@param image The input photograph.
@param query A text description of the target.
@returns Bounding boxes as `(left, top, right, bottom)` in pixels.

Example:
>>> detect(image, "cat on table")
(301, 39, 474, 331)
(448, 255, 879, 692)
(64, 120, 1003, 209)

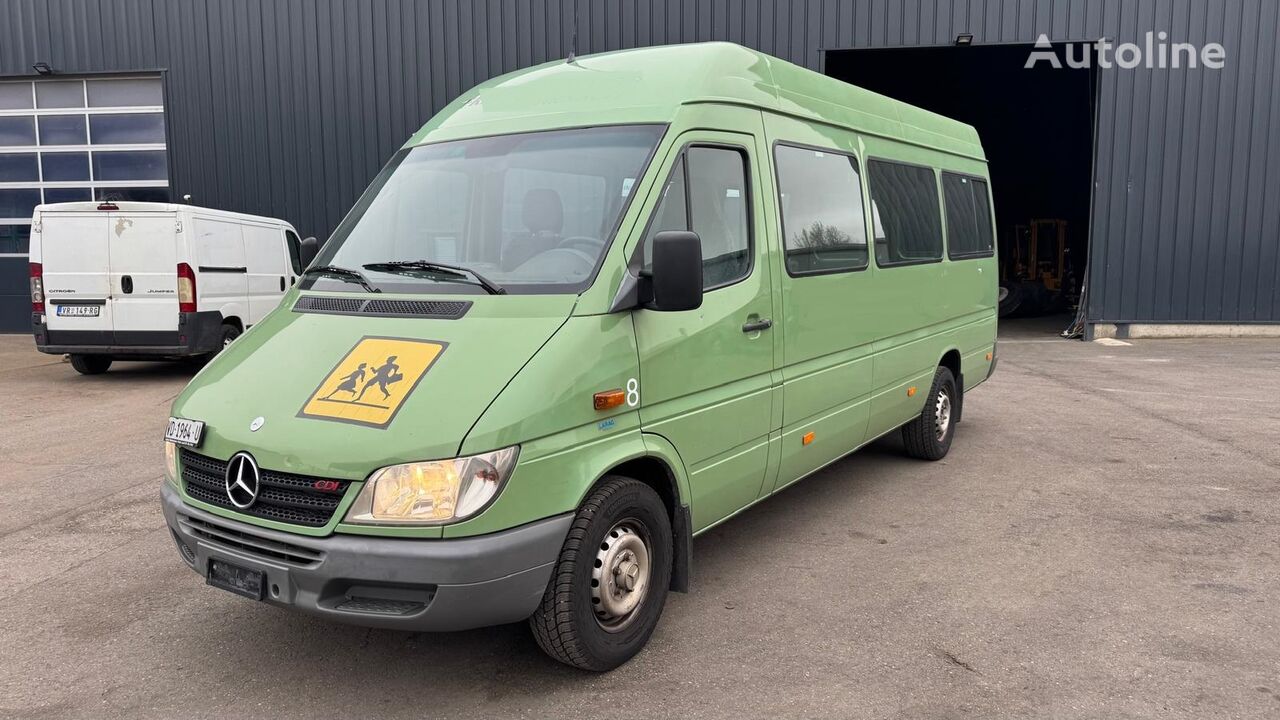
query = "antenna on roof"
(566, 0, 579, 63)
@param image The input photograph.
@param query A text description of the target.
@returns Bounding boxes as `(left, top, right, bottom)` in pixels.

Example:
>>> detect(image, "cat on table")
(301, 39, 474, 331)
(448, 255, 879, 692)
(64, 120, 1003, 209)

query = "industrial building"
(1, 0, 1276, 336)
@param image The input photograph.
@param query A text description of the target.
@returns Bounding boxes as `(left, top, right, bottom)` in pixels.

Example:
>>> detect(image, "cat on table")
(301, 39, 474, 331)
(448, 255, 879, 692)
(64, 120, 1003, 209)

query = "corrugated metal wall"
(1, 0, 1276, 326)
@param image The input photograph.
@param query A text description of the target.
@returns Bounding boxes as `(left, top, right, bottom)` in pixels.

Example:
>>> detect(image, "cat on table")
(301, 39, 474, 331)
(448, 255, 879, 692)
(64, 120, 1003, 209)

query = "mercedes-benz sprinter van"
(30, 201, 306, 374)
(161, 43, 998, 671)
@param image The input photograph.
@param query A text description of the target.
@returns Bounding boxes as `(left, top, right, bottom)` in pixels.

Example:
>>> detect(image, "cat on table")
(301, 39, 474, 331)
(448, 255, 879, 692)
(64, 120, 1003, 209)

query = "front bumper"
(33, 310, 224, 357)
(161, 483, 570, 631)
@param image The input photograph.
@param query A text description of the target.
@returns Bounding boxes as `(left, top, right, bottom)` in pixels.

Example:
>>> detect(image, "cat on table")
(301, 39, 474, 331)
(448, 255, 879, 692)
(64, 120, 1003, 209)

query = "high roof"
(407, 42, 983, 161)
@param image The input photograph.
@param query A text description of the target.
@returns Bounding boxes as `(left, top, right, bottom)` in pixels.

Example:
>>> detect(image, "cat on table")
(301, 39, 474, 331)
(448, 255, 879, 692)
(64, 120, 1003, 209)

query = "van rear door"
(108, 211, 178, 343)
(41, 211, 115, 339)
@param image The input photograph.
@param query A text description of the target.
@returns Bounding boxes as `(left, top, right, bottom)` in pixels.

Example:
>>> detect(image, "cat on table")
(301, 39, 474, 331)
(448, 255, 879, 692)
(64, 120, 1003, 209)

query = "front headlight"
(343, 446, 519, 525)
(164, 441, 179, 486)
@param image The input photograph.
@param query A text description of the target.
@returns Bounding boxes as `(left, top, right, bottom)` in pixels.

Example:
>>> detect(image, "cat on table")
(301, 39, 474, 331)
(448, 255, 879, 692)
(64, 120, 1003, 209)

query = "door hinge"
(31, 220, 42, 233)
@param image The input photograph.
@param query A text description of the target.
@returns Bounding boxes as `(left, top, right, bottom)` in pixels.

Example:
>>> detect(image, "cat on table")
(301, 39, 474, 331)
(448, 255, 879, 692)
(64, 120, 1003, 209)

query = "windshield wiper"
(363, 260, 507, 295)
(301, 264, 381, 293)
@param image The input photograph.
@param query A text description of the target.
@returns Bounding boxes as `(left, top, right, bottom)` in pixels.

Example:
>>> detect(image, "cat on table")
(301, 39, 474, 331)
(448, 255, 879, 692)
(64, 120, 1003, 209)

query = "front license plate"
(56, 305, 99, 317)
(165, 416, 204, 447)
(207, 559, 265, 600)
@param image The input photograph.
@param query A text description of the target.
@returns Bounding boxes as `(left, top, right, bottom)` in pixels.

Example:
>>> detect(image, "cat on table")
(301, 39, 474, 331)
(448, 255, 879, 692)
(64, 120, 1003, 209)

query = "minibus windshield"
(306, 124, 665, 295)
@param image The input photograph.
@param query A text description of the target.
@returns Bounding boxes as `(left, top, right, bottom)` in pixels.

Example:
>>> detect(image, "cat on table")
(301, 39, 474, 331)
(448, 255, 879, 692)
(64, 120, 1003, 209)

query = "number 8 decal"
(626, 377, 640, 407)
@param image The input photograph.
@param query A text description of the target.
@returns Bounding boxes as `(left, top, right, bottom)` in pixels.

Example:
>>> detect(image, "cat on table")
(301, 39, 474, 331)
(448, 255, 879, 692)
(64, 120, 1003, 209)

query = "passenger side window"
(774, 144, 867, 275)
(642, 146, 751, 289)
(285, 230, 303, 274)
(374, 167, 470, 263)
(866, 159, 943, 266)
(941, 173, 994, 258)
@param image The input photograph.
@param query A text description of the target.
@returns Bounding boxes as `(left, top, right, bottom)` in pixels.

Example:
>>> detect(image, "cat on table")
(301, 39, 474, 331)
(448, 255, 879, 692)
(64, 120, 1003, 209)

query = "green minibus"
(161, 42, 998, 670)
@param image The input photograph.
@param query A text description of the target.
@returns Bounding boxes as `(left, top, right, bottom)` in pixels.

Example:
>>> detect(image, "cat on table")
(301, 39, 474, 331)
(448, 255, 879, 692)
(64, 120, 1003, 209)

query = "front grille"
(180, 449, 352, 528)
(177, 513, 324, 566)
(293, 295, 471, 319)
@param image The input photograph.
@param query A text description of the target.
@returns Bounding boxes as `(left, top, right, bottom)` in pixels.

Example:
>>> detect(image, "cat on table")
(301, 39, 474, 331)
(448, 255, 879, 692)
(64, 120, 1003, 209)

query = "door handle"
(121, 275, 133, 294)
(279, 276, 286, 291)
(742, 318, 773, 333)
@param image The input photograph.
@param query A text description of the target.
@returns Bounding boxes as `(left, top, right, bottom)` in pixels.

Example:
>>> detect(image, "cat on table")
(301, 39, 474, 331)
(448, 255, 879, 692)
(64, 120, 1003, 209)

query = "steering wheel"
(557, 236, 606, 254)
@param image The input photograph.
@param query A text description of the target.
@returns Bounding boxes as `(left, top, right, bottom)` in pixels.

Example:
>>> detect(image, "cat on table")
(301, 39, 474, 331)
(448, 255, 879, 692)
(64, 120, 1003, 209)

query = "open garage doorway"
(826, 43, 1096, 334)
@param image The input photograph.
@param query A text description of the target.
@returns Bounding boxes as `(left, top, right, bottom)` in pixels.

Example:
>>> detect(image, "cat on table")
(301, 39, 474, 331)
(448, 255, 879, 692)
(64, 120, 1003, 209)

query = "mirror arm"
(608, 270, 642, 313)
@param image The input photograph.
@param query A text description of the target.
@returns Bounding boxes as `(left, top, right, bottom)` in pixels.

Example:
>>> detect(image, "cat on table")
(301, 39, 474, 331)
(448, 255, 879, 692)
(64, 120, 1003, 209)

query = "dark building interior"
(827, 44, 1096, 318)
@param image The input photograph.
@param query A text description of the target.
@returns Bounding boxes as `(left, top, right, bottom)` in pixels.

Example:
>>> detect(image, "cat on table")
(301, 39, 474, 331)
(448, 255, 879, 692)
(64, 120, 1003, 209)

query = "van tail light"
(29, 262, 44, 313)
(177, 262, 196, 313)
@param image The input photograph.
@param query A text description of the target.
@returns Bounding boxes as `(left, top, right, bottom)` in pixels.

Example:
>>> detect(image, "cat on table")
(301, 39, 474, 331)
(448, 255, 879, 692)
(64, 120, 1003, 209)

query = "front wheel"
(529, 477, 672, 671)
(901, 366, 957, 461)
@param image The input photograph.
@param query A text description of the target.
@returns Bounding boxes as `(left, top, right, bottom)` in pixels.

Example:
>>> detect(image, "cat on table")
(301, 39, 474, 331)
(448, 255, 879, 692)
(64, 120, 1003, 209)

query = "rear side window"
(866, 160, 943, 266)
(642, 146, 751, 290)
(942, 173, 994, 258)
(774, 144, 867, 275)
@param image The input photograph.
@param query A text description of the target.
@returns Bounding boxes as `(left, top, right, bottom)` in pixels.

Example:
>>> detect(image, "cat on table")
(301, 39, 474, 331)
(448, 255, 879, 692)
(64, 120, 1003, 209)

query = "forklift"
(998, 218, 1078, 317)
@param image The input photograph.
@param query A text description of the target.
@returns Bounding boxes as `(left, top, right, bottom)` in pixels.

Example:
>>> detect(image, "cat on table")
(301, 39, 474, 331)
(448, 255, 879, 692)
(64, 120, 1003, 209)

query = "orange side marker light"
(593, 389, 627, 411)
(907, 386, 917, 397)
(802, 431, 815, 446)
(986, 352, 993, 361)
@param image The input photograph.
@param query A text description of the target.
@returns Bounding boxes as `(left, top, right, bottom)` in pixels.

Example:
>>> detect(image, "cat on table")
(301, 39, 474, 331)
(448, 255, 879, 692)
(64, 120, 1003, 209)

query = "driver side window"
(641, 146, 751, 290)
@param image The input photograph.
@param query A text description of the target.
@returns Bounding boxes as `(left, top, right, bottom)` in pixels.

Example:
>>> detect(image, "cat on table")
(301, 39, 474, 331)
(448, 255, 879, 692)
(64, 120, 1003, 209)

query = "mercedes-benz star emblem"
(224, 452, 261, 509)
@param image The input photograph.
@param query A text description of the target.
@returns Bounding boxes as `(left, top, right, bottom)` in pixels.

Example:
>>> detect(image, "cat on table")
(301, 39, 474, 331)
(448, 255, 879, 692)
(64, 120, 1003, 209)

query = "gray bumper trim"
(161, 483, 571, 632)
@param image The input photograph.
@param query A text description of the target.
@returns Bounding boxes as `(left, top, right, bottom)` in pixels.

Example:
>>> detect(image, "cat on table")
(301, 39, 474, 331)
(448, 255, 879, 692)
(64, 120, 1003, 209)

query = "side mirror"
(648, 231, 703, 312)
(299, 236, 320, 268)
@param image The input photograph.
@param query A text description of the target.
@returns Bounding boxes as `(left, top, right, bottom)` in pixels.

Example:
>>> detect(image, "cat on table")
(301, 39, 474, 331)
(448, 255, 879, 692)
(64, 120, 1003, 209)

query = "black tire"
(1019, 281, 1048, 317)
(998, 281, 1023, 317)
(217, 323, 241, 353)
(530, 477, 672, 672)
(902, 366, 957, 461)
(69, 354, 112, 375)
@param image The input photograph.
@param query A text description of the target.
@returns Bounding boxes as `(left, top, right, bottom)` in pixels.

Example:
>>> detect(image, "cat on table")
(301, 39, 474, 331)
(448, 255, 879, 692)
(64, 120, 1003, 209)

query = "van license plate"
(56, 305, 99, 317)
(207, 559, 264, 600)
(165, 416, 205, 447)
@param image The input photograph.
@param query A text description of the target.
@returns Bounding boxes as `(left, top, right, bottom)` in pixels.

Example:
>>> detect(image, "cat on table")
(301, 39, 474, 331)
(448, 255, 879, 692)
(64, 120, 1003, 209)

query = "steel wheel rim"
(591, 520, 651, 633)
(935, 389, 952, 441)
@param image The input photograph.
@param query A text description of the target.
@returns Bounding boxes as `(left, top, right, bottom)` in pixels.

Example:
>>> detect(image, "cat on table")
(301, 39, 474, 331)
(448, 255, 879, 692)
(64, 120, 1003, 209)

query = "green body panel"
(172, 291, 575, 536)
(168, 42, 996, 541)
(627, 115, 778, 531)
(444, 312, 642, 537)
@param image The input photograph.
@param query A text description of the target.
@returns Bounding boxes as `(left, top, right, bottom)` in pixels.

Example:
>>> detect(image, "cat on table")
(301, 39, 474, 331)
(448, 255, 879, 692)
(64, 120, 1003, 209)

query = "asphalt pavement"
(1, 319, 1278, 719)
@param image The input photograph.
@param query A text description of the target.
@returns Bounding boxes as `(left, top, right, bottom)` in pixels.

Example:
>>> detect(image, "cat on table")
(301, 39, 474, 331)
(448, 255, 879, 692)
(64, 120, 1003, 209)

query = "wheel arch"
(939, 347, 962, 381)
(576, 434, 693, 593)
(938, 347, 964, 422)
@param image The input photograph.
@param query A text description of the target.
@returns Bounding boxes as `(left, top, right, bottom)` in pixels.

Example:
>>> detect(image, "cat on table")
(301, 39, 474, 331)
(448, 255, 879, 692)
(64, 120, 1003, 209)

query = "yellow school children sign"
(299, 336, 446, 428)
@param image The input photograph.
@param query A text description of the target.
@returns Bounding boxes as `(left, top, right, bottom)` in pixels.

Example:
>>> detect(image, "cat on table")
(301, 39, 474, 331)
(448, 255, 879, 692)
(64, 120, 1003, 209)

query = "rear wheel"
(219, 323, 241, 350)
(69, 354, 112, 375)
(529, 477, 672, 672)
(902, 366, 957, 461)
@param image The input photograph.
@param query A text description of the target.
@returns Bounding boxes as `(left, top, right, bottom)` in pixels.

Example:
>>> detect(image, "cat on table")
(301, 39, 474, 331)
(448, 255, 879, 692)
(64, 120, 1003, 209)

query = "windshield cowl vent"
(293, 295, 472, 319)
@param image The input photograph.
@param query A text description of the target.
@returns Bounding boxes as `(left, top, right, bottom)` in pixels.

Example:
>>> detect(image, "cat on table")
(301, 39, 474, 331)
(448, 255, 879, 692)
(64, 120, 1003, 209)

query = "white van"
(29, 201, 314, 374)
